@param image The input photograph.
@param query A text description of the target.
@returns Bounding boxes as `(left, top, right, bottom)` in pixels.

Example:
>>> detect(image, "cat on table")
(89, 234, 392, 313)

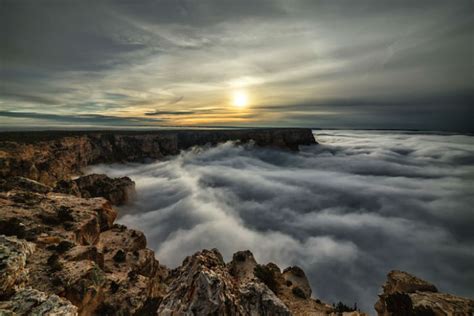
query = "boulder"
(55, 174, 135, 206)
(282, 266, 312, 299)
(375, 270, 474, 316)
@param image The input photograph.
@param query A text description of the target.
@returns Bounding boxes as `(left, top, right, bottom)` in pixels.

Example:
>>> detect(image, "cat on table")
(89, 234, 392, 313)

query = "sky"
(89, 130, 474, 313)
(1, 0, 473, 131)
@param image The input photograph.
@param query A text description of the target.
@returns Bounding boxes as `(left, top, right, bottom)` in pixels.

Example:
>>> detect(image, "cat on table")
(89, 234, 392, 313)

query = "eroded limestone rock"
(375, 270, 474, 316)
(0, 235, 35, 297)
(55, 174, 135, 206)
(0, 189, 167, 316)
(0, 288, 78, 315)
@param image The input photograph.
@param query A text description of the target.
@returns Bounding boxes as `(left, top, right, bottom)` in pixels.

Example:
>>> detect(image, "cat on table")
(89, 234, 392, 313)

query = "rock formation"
(55, 174, 135, 205)
(0, 128, 317, 186)
(0, 288, 78, 315)
(375, 270, 474, 316)
(0, 188, 168, 315)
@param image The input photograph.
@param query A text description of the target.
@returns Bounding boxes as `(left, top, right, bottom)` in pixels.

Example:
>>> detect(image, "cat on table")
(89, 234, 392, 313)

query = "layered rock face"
(0, 128, 316, 186)
(375, 270, 474, 316)
(55, 173, 135, 205)
(0, 189, 168, 315)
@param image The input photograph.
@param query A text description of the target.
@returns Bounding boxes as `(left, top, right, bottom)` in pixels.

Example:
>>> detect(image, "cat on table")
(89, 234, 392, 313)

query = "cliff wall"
(0, 128, 316, 186)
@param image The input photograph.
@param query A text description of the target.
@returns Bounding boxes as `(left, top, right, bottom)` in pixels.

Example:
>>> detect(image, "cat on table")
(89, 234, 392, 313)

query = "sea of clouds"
(89, 130, 474, 313)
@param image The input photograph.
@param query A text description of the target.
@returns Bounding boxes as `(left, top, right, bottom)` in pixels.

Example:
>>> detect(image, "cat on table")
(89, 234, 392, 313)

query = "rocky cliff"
(0, 128, 316, 186)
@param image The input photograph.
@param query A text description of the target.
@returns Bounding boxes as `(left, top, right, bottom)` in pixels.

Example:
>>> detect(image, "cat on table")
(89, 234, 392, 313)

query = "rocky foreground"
(0, 129, 473, 315)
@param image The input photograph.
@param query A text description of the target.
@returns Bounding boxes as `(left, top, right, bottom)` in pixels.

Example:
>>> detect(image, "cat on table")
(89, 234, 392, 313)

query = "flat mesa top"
(0, 128, 313, 144)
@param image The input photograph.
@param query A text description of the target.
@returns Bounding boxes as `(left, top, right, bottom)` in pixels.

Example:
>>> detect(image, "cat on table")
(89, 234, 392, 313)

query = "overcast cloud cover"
(89, 131, 474, 313)
(1, 0, 473, 130)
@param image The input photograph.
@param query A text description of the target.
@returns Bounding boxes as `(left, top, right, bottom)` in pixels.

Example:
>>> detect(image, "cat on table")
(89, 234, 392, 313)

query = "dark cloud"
(145, 110, 195, 116)
(0, 0, 146, 71)
(255, 92, 474, 132)
(0, 111, 164, 125)
(91, 131, 474, 313)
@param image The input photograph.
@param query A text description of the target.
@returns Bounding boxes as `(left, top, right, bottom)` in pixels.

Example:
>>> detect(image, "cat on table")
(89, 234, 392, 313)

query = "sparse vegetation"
(332, 301, 356, 313)
(90, 264, 105, 286)
(292, 286, 307, 299)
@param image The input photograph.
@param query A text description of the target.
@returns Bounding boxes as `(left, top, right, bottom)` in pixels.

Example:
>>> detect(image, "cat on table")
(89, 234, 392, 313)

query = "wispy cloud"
(1, 0, 473, 129)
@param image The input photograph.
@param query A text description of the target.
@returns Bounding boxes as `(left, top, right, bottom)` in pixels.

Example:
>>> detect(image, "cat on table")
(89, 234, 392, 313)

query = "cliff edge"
(0, 128, 316, 186)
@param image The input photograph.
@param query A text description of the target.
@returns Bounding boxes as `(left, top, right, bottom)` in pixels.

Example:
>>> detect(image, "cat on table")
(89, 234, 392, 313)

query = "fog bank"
(89, 130, 474, 312)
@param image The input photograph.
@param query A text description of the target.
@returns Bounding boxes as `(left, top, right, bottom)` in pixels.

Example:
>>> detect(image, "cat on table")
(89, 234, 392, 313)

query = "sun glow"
(232, 91, 248, 108)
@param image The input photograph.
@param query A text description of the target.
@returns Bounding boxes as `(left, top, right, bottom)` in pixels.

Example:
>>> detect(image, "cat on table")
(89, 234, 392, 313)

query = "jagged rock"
(0, 189, 167, 315)
(63, 245, 104, 268)
(282, 266, 312, 299)
(239, 281, 291, 316)
(375, 270, 474, 316)
(52, 260, 105, 315)
(160, 248, 359, 316)
(55, 174, 136, 206)
(0, 288, 78, 315)
(0, 235, 35, 298)
(381, 270, 438, 295)
(228, 250, 258, 282)
(227, 250, 366, 316)
(158, 248, 292, 315)
(158, 248, 244, 315)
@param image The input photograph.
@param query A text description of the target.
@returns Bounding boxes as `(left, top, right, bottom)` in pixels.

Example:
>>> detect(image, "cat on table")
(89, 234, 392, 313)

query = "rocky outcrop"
(375, 270, 474, 316)
(0, 128, 316, 186)
(0, 236, 35, 298)
(160, 248, 366, 316)
(0, 189, 167, 315)
(0, 288, 78, 315)
(55, 173, 135, 205)
(158, 248, 291, 315)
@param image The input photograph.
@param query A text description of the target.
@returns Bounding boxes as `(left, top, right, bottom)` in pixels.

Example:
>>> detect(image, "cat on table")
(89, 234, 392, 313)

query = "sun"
(232, 91, 248, 108)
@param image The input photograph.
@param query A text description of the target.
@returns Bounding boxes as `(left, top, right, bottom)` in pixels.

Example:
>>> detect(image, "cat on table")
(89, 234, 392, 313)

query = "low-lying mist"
(89, 130, 474, 312)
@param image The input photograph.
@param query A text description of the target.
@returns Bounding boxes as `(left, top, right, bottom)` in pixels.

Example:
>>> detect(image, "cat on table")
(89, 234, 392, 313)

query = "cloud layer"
(1, 1, 473, 130)
(89, 130, 474, 313)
